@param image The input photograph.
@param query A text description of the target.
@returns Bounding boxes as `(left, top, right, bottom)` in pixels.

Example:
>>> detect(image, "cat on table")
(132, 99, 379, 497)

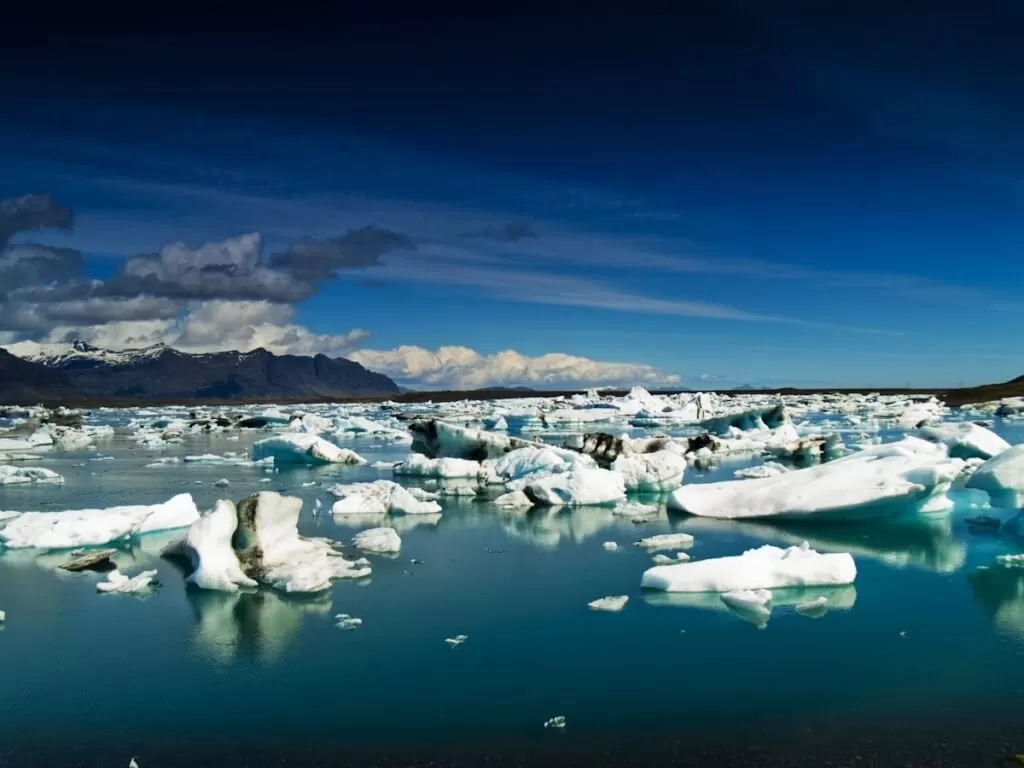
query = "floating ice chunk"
(0, 609, 5, 622)
(668, 438, 964, 521)
(613, 501, 660, 522)
(184, 453, 271, 467)
(251, 434, 366, 466)
(0, 466, 64, 485)
(491, 416, 509, 431)
(544, 716, 567, 730)
(485, 446, 584, 486)
(97, 568, 158, 594)
(897, 399, 945, 429)
(523, 468, 626, 507)
(702, 404, 788, 435)
(652, 552, 691, 565)
(445, 634, 468, 647)
(335, 614, 362, 630)
(214, 478, 230, 488)
(795, 595, 829, 618)
(635, 532, 694, 551)
(734, 462, 789, 480)
(610, 450, 686, 492)
(330, 480, 442, 516)
(372, 460, 398, 470)
(232, 492, 372, 592)
(492, 490, 534, 508)
(602, 541, 619, 551)
(965, 445, 1024, 509)
(0, 494, 200, 550)
(393, 453, 481, 478)
(332, 416, 411, 443)
(409, 420, 537, 460)
(588, 595, 629, 612)
(641, 542, 856, 593)
(353, 527, 401, 555)
(915, 422, 1010, 460)
(145, 457, 182, 468)
(180, 499, 258, 592)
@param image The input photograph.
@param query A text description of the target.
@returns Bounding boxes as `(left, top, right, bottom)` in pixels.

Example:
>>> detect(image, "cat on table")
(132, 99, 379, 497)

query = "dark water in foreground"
(2, 426, 1024, 766)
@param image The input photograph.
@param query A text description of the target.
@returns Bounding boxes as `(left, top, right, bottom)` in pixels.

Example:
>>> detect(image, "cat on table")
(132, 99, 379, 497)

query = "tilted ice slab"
(97, 568, 158, 594)
(251, 433, 366, 466)
(915, 422, 1011, 460)
(329, 480, 443, 516)
(393, 453, 481, 479)
(179, 492, 371, 593)
(0, 493, 200, 550)
(966, 444, 1024, 509)
(611, 450, 687, 492)
(522, 468, 626, 507)
(641, 542, 856, 593)
(409, 420, 537, 460)
(668, 437, 964, 521)
(0, 466, 64, 485)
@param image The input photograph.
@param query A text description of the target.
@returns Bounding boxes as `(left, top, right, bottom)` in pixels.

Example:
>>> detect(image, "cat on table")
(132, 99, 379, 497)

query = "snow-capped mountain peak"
(2, 340, 175, 367)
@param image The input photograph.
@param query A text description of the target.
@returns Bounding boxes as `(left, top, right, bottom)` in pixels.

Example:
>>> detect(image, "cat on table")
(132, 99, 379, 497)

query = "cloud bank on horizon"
(0, 194, 687, 389)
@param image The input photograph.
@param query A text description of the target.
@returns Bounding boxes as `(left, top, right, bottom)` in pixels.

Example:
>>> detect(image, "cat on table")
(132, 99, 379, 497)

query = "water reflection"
(496, 504, 671, 549)
(187, 588, 333, 665)
(968, 559, 1024, 637)
(644, 585, 858, 627)
(676, 516, 965, 574)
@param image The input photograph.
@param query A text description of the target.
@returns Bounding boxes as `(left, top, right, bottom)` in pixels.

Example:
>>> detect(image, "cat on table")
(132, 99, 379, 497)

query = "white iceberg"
(915, 422, 1010, 460)
(522, 468, 626, 507)
(181, 499, 258, 592)
(635, 532, 694, 550)
(352, 526, 401, 555)
(329, 480, 443, 516)
(587, 595, 629, 612)
(393, 453, 481, 479)
(966, 444, 1024, 509)
(610, 450, 686, 492)
(641, 542, 856, 593)
(0, 466, 64, 485)
(668, 437, 963, 521)
(0, 493, 200, 550)
(251, 434, 366, 466)
(97, 568, 158, 594)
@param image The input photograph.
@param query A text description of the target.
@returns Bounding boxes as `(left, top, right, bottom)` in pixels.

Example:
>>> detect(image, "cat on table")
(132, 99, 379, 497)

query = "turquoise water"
(2, 416, 1024, 765)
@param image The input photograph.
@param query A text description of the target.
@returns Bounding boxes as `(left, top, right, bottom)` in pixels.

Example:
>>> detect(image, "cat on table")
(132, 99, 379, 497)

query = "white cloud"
(349, 345, 681, 390)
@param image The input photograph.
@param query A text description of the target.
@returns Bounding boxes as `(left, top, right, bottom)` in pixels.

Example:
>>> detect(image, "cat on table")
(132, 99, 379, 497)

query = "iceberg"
(180, 499, 258, 592)
(610, 450, 687, 492)
(393, 453, 481, 478)
(352, 527, 401, 555)
(0, 466, 64, 485)
(635, 532, 694, 551)
(641, 542, 856, 593)
(329, 480, 442, 516)
(409, 420, 535, 460)
(522, 468, 626, 507)
(0, 493, 199, 550)
(97, 568, 158, 594)
(668, 437, 963, 521)
(966, 444, 1024, 509)
(587, 595, 629, 612)
(915, 422, 1010, 460)
(251, 434, 366, 466)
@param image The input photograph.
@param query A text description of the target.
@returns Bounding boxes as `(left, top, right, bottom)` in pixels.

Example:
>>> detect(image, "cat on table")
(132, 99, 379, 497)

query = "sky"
(1, 1, 1022, 389)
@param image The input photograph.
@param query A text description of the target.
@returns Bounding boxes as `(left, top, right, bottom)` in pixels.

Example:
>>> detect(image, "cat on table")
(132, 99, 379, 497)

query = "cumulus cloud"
(269, 226, 415, 279)
(349, 345, 681, 389)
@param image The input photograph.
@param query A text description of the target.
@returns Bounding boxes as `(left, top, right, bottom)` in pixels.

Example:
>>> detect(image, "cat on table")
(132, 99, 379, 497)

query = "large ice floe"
(251, 433, 366, 466)
(641, 542, 856, 593)
(329, 480, 443, 516)
(914, 422, 1010, 460)
(0, 494, 200, 550)
(668, 437, 964, 521)
(172, 491, 370, 593)
(393, 453, 481, 478)
(965, 444, 1024, 509)
(0, 466, 64, 485)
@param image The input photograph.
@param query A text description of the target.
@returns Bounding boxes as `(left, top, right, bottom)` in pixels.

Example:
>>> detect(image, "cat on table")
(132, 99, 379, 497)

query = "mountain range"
(0, 341, 399, 403)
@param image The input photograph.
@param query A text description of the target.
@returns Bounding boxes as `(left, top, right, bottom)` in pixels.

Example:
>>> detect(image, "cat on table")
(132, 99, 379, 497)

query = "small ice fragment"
(335, 613, 363, 630)
(899, 630, 907, 637)
(445, 634, 468, 647)
(129, 758, 139, 768)
(795, 596, 829, 618)
(97, 568, 158, 594)
(635, 532, 694, 551)
(0, 609, 5, 622)
(587, 595, 629, 612)
(213, 478, 230, 488)
(259, 478, 271, 483)
(544, 715, 567, 730)
(651, 552, 690, 565)
(602, 541, 619, 551)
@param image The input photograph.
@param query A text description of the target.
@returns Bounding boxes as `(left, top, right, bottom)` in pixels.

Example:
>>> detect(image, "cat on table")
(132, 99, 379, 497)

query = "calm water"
(2, 414, 1024, 766)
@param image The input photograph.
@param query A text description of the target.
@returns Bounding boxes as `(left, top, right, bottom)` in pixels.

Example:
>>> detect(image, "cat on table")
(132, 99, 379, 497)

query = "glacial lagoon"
(2, 394, 1024, 766)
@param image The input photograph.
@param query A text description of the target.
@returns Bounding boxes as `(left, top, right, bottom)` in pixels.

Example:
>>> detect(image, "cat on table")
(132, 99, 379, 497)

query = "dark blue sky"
(1, 1, 1022, 388)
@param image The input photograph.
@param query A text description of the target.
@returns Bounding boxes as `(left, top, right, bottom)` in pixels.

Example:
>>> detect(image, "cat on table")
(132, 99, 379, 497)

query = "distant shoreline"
(2, 375, 1021, 410)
